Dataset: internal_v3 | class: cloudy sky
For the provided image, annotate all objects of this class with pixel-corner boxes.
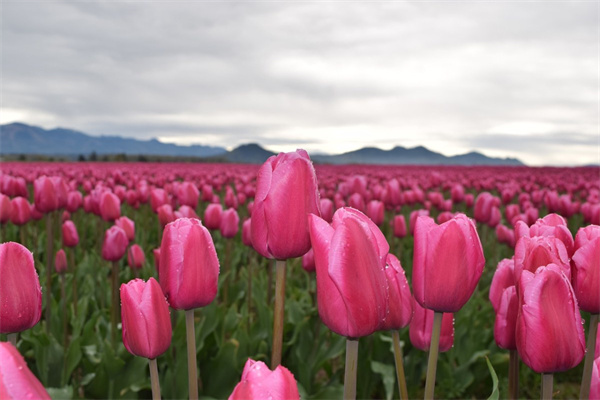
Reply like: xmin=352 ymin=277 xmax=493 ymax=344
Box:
xmin=2 ymin=1 xmax=597 ymax=165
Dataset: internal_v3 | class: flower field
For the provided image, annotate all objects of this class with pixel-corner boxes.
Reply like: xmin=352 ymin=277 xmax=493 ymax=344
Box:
xmin=0 ymin=159 xmax=598 ymax=399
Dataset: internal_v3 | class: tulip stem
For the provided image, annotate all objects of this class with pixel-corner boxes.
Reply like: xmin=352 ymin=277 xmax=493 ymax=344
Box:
xmin=7 ymin=333 xmax=17 ymax=347
xmin=247 ymin=257 xmax=253 ymax=327
xmin=424 ymin=311 xmax=443 ymax=400
xmin=509 ymin=349 xmax=519 ymax=400
xmin=45 ymin=212 xmax=54 ymax=333
xmin=149 ymin=358 xmax=161 ymax=400
xmin=541 ymin=373 xmax=553 ymax=399
xmin=271 ymin=259 xmax=287 ymax=369
xmin=20 ymin=227 xmax=26 ymax=247
xmin=61 ymin=274 xmax=68 ymax=349
xmin=392 ymin=331 xmax=409 ymax=400
xmin=343 ymin=338 xmax=359 ymax=400
xmin=267 ymin=259 xmax=273 ymax=305
xmin=185 ymin=309 xmax=199 ymax=400
xmin=111 ymin=261 xmax=120 ymax=346
xmin=69 ymin=248 xmax=78 ymax=317
xmin=580 ymin=313 xmax=599 ymax=399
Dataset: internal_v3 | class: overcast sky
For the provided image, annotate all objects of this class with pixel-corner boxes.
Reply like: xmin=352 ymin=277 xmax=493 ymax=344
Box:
xmin=2 ymin=1 xmax=598 ymax=166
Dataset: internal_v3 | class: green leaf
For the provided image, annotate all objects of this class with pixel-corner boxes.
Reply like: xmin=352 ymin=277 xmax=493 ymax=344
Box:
xmin=370 ymin=360 xmax=395 ymax=400
xmin=46 ymin=385 xmax=73 ymax=400
xmin=62 ymin=337 xmax=82 ymax=386
xmin=485 ymin=357 xmax=499 ymax=400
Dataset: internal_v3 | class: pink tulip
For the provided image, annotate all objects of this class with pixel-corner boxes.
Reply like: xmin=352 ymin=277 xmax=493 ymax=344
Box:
xmin=252 ymin=150 xmax=321 ymax=260
xmin=176 ymin=205 xmax=199 ymax=220
xmin=489 ymin=258 xmax=515 ymax=312
xmin=66 ymin=191 xmax=83 ymax=213
xmin=495 ymin=224 xmax=515 ymax=248
xmin=348 ymin=193 xmax=366 ymax=213
xmin=366 ymin=200 xmax=384 ymax=226
xmin=242 ymin=218 xmax=253 ymax=247
xmin=34 ymin=176 xmax=60 ymax=213
xmin=99 ymin=191 xmax=121 ymax=222
xmin=203 ymin=203 xmax=223 ymax=230
xmin=409 ymin=209 xmax=429 ymax=235
xmin=391 ymin=214 xmax=407 ymax=238
xmin=308 ymin=208 xmax=388 ymax=338
xmin=101 ymin=225 xmax=129 ymax=262
xmin=9 ymin=197 xmax=30 ymax=226
xmin=225 ymin=186 xmax=238 ymax=209
xmin=115 ymin=216 xmax=135 ymax=242
xmin=220 ymin=208 xmax=240 ymax=238
xmin=159 ymin=218 xmax=220 ymax=310
xmin=413 ymin=214 xmax=485 ymax=312
xmin=0 ymin=242 xmax=42 ymax=333
xmin=474 ymin=192 xmax=495 ymax=224
xmin=157 ymin=204 xmax=176 ymax=228
xmin=153 ymin=248 xmax=161 ymax=271
xmin=380 ymin=253 xmax=413 ymax=331
xmin=320 ymin=198 xmax=334 ymax=223
xmin=0 ymin=194 xmax=12 ymax=224
xmin=127 ymin=244 xmax=146 ymax=270
xmin=571 ymin=225 xmax=600 ymax=313
xmin=0 ymin=342 xmax=51 ymax=399
xmin=516 ymin=264 xmax=585 ymax=373
xmin=516 ymin=214 xmax=574 ymax=256
xmin=229 ymin=359 xmax=300 ymax=400
xmin=55 ymin=249 xmax=68 ymax=274
xmin=177 ymin=181 xmax=199 ymax=208
xmin=301 ymin=248 xmax=315 ymax=272
xmin=150 ymin=188 xmax=169 ymax=212
xmin=493 ymin=286 xmax=518 ymax=350
xmin=62 ymin=220 xmax=79 ymax=247
xmin=61 ymin=211 xmax=71 ymax=222
xmin=409 ymin=300 xmax=454 ymax=352
xmin=120 ymin=278 xmax=172 ymax=359
xmin=513 ymin=235 xmax=570 ymax=283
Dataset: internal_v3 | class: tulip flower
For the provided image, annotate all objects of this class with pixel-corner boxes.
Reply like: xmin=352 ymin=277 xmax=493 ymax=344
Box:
xmin=150 ymin=188 xmax=169 ymax=212
xmin=177 ymin=181 xmax=199 ymax=208
xmin=409 ymin=209 xmax=429 ymax=235
xmin=121 ymin=278 xmax=172 ymax=399
xmin=99 ymin=191 xmax=121 ymax=222
xmin=309 ymin=207 xmax=388 ymax=399
xmin=409 ymin=300 xmax=454 ymax=353
xmin=159 ymin=218 xmax=219 ymax=400
xmin=590 ymin=357 xmax=600 ymax=400
xmin=516 ymin=264 xmax=585 ymax=398
xmin=61 ymin=220 xmax=79 ymax=248
xmin=229 ymin=359 xmax=300 ymax=400
xmin=320 ymin=198 xmax=334 ymax=223
xmin=203 ymin=203 xmax=223 ymax=230
xmin=34 ymin=176 xmax=60 ymax=213
xmin=220 ymin=208 xmax=240 ymax=239
xmin=128 ymin=244 xmax=146 ymax=271
xmin=115 ymin=216 xmax=135 ymax=242
xmin=9 ymin=197 xmax=30 ymax=226
xmin=153 ymin=248 xmax=161 ymax=271
xmin=157 ymin=204 xmax=176 ymax=228
xmin=513 ymin=235 xmax=570 ymax=283
xmin=495 ymin=224 xmax=515 ymax=248
xmin=301 ymin=248 xmax=315 ymax=272
xmin=55 ymin=249 xmax=67 ymax=274
xmin=0 ymin=342 xmax=51 ymax=399
xmin=515 ymin=213 xmax=574 ymax=256
xmin=0 ymin=193 xmax=12 ymax=224
xmin=572 ymin=224 xmax=600 ymax=399
xmin=366 ymin=200 xmax=384 ymax=226
xmin=242 ymin=218 xmax=253 ymax=247
xmin=66 ymin=190 xmax=83 ymax=213
xmin=412 ymin=213 xmax=484 ymax=399
xmin=391 ymin=214 xmax=407 ymax=238
xmin=176 ymin=205 xmax=199 ymax=220
xmin=102 ymin=225 xmax=129 ymax=262
xmin=489 ymin=258 xmax=515 ymax=312
xmin=0 ymin=242 xmax=42 ymax=336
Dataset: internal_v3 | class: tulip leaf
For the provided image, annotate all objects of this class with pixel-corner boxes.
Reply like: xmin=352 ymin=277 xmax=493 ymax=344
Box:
xmin=62 ymin=337 xmax=82 ymax=387
xmin=46 ymin=385 xmax=73 ymax=400
xmin=485 ymin=357 xmax=499 ymax=400
xmin=370 ymin=360 xmax=395 ymax=400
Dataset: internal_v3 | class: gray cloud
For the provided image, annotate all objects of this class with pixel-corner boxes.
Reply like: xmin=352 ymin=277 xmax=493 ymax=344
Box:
xmin=2 ymin=1 xmax=597 ymax=165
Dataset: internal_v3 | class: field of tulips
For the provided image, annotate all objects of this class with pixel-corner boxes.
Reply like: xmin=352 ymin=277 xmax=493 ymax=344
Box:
xmin=0 ymin=155 xmax=598 ymax=400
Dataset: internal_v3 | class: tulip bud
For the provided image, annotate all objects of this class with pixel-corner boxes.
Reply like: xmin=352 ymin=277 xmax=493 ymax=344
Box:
xmin=120 ymin=278 xmax=172 ymax=359
xmin=572 ymin=225 xmax=600 ymax=313
xmin=34 ymin=176 xmax=60 ymax=213
xmin=66 ymin=191 xmax=83 ymax=213
xmin=489 ymin=258 xmax=515 ymax=312
xmin=177 ymin=181 xmax=199 ymax=208
xmin=409 ymin=209 xmax=429 ymax=235
xmin=391 ymin=214 xmax=407 ymax=238
xmin=150 ymin=188 xmax=169 ymax=212
xmin=366 ymin=200 xmax=384 ymax=226
xmin=100 ymin=191 xmax=121 ymax=222
xmin=0 ymin=194 xmax=12 ymax=224
xmin=55 ymin=249 xmax=68 ymax=274
xmin=409 ymin=300 xmax=454 ymax=352
xmin=308 ymin=208 xmax=388 ymax=338
xmin=127 ymin=244 xmax=146 ymax=270
xmin=0 ymin=242 xmax=42 ymax=333
xmin=493 ymin=285 xmax=518 ymax=350
xmin=203 ymin=203 xmax=223 ymax=230
xmin=301 ymin=248 xmax=315 ymax=272
xmin=9 ymin=197 xmax=30 ymax=226
xmin=177 ymin=205 xmax=199 ymax=220
xmin=242 ymin=218 xmax=253 ymax=247
xmin=380 ymin=253 xmax=413 ymax=331
xmin=229 ymin=359 xmax=300 ymax=400
xmin=157 ymin=204 xmax=176 ymax=228
xmin=413 ymin=214 xmax=485 ymax=312
xmin=495 ymin=224 xmax=515 ymax=248
xmin=516 ymin=264 xmax=585 ymax=373
xmin=115 ymin=216 xmax=135 ymax=242
xmin=62 ymin=220 xmax=79 ymax=247
xmin=319 ymin=198 xmax=334 ymax=223
xmin=220 ymin=208 xmax=240 ymax=238
xmin=101 ymin=225 xmax=129 ymax=262
xmin=252 ymin=150 xmax=321 ymax=260
xmin=0 ymin=342 xmax=51 ymax=399
xmin=159 ymin=218 xmax=220 ymax=310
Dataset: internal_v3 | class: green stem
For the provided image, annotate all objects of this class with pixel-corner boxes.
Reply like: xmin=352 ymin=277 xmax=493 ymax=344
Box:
xmin=424 ymin=311 xmax=443 ymax=400
xmin=270 ymin=259 xmax=287 ymax=369
xmin=392 ymin=331 xmax=409 ymax=400
xmin=149 ymin=358 xmax=161 ymax=400
xmin=185 ymin=309 xmax=198 ymax=400
xmin=541 ymin=373 xmax=553 ymax=400
xmin=267 ymin=259 xmax=273 ymax=305
xmin=7 ymin=333 xmax=17 ymax=347
xmin=111 ymin=261 xmax=120 ymax=346
xmin=45 ymin=213 xmax=54 ymax=333
xmin=509 ymin=349 xmax=519 ymax=400
xmin=69 ymin=248 xmax=78 ymax=317
xmin=343 ymin=338 xmax=359 ymax=400
xmin=247 ymin=255 xmax=253 ymax=327
xmin=580 ymin=313 xmax=599 ymax=399
xmin=61 ymin=274 xmax=68 ymax=349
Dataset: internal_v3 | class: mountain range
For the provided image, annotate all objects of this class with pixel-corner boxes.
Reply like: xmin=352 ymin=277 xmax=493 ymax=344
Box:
xmin=0 ymin=122 xmax=524 ymax=165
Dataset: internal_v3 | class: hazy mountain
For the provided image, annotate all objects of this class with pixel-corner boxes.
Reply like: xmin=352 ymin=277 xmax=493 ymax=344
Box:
xmin=0 ymin=122 xmax=227 ymax=157
xmin=0 ymin=122 xmax=524 ymax=165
